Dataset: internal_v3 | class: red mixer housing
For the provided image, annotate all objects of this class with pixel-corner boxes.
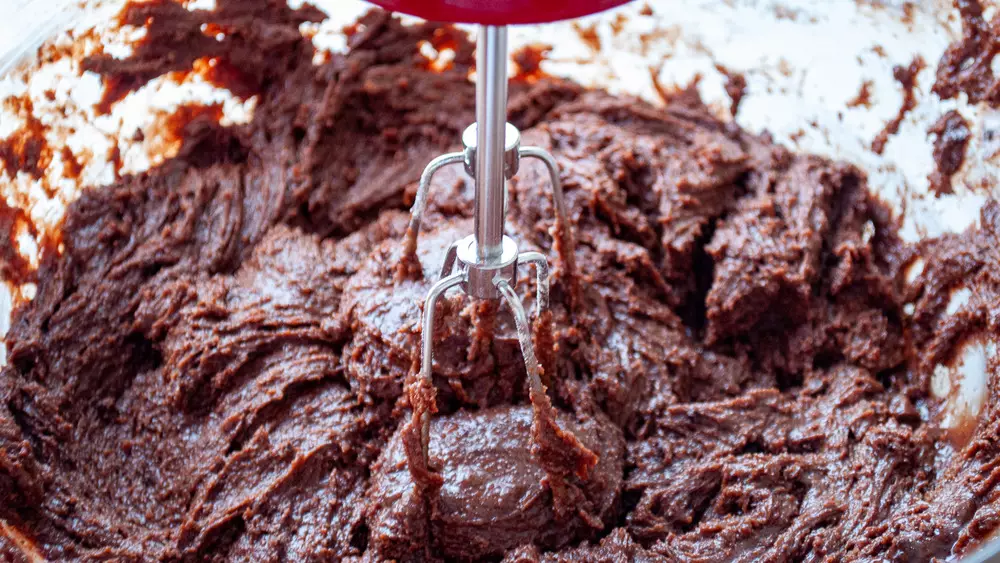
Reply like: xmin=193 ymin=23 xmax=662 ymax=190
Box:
xmin=364 ymin=0 xmax=632 ymax=25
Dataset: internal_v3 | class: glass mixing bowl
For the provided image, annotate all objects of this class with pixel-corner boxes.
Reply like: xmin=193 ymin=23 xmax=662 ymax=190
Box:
xmin=0 ymin=0 xmax=996 ymax=560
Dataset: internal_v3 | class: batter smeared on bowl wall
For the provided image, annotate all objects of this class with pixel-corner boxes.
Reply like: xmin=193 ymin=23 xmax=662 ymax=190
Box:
xmin=2 ymin=1 xmax=1000 ymax=561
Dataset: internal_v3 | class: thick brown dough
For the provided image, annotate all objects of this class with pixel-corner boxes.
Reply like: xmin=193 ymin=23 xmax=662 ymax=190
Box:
xmin=366 ymin=405 xmax=624 ymax=560
xmin=2 ymin=1 xmax=1000 ymax=562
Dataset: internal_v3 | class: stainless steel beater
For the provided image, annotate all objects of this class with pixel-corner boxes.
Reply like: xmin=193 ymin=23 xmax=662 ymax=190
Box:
xmin=365 ymin=0 xmax=629 ymax=470
xmin=399 ymin=25 xmax=572 ymax=457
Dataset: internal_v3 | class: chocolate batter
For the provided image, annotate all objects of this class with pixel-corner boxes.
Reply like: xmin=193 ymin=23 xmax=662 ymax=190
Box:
xmin=933 ymin=0 xmax=1000 ymax=106
xmin=872 ymin=56 xmax=925 ymax=155
xmin=846 ymin=80 xmax=874 ymax=108
xmin=0 ymin=200 xmax=36 ymax=287
xmin=1 ymin=1 xmax=1000 ymax=561
xmin=715 ymin=65 xmax=747 ymax=117
xmin=927 ymin=110 xmax=971 ymax=196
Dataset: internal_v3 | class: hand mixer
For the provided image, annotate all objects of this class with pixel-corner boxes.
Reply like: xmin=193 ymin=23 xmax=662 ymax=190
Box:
xmin=367 ymin=0 xmax=630 ymax=472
